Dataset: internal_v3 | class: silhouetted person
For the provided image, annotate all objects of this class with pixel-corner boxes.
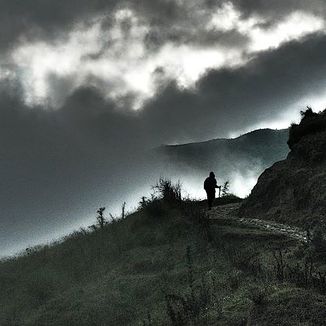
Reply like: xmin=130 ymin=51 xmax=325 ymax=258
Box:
xmin=204 ymin=172 xmax=219 ymax=209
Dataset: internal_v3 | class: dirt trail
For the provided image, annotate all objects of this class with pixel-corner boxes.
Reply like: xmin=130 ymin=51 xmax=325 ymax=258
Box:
xmin=207 ymin=203 xmax=308 ymax=243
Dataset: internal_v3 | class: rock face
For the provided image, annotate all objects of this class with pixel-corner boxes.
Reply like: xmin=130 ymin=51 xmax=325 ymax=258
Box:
xmin=240 ymin=110 xmax=326 ymax=227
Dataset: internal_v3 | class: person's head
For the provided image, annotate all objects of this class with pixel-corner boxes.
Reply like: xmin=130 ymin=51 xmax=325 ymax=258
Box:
xmin=209 ymin=171 xmax=215 ymax=178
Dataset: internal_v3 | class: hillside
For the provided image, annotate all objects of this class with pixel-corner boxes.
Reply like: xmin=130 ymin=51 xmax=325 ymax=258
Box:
xmin=1 ymin=182 xmax=326 ymax=325
xmin=240 ymin=109 xmax=326 ymax=228
xmin=158 ymin=128 xmax=289 ymax=177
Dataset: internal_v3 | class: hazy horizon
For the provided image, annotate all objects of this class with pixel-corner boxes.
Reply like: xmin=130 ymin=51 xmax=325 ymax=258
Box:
xmin=1 ymin=126 xmax=289 ymax=258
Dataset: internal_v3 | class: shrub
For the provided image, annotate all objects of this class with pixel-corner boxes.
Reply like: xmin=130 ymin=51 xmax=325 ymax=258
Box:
xmin=153 ymin=178 xmax=182 ymax=204
xmin=221 ymin=181 xmax=230 ymax=197
xmin=96 ymin=207 xmax=107 ymax=229
xmin=288 ymin=107 xmax=326 ymax=149
xmin=137 ymin=178 xmax=183 ymax=219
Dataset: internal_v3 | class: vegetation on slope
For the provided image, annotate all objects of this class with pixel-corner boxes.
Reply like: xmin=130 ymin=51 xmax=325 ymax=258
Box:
xmin=288 ymin=107 xmax=326 ymax=149
xmin=240 ymin=108 xmax=326 ymax=228
xmin=1 ymin=180 xmax=326 ymax=325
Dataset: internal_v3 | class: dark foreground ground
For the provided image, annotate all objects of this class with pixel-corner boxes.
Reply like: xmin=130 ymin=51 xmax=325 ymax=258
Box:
xmin=1 ymin=195 xmax=326 ymax=325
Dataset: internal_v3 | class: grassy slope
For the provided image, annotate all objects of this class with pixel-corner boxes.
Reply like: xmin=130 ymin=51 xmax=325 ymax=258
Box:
xmin=1 ymin=198 xmax=326 ymax=326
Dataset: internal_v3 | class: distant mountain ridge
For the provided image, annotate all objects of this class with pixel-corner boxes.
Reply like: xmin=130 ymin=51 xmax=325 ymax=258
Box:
xmin=157 ymin=128 xmax=289 ymax=192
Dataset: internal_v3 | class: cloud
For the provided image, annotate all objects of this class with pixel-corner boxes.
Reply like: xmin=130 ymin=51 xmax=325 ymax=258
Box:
xmin=9 ymin=12 xmax=246 ymax=108
xmin=234 ymin=0 xmax=326 ymax=22
xmin=5 ymin=1 xmax=324 ymax=111
xmin=0 ymin=0 xmax=118 ymax=52
xmin=0 ymin=0 xmax=324 ymax=56
xmin=140 ymin=32 xmax=326 ymax=141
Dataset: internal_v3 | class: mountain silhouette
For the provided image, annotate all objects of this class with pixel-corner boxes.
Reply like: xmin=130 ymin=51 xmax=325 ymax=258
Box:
xmin=157 ymin=128 xmax=289 ymax=194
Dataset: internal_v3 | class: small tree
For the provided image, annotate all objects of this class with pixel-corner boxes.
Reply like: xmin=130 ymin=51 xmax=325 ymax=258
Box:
xmin=121 ymin=202 xmax=126 ymax=219
xmin=222 ymin=181 xmax=230 ymax=197
xmin=139 ymin=196 xmax=148 ymax=210
xmin=96 ymin=207 xmax=106 ymax=229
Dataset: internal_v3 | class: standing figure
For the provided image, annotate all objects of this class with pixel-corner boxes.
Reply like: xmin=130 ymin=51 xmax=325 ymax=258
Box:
xmin=204 ymin=172 xmax=219 ymax=209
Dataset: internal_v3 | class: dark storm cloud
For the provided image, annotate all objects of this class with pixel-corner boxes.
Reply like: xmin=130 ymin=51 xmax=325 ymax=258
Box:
xmin=0 ymin=0 xmax=119 ymax=51
xmin=130 ymin=0 xmax=252 ymax=52
xmin=0 ymin=0 xmax=186 ymax=51
xmin=233 ymin=0 xmax=326 ymax=21
xmin=0 ymin=0 xmax=245 ymax=54
xmin=140 ymin=32 xmax=326 ymax=142
xmin=1 ymin=0 xmax=321 ymax=61
xmin=131 ymin=0 xmax=248 ymax=49
xmin=135 ymin=0 xmax=326 ymax=52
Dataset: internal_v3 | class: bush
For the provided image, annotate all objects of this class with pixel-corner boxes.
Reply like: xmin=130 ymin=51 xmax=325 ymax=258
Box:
xmin=288 ymin=107 xmax=326 ymax=149
xmin=221 ymin=181 xmax=230 ymax=197
xmin=153 ymin=178 xmax=182 ymax=203
xmin=137 ymin=178 xmax=183 ymax=219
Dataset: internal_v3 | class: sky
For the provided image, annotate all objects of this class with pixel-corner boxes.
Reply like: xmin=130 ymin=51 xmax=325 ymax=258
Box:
xmin=1 ymin=0 xmax=326 ymax=256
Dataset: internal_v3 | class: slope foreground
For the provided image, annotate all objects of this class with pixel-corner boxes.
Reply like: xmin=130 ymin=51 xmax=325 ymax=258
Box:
xmin=1 ymin=192 xmax=326 ymax=325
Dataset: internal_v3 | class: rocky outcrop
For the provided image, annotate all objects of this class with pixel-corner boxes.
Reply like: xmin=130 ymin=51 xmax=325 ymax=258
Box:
xmin=240 ymin=110 xmax=326 ymax=227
